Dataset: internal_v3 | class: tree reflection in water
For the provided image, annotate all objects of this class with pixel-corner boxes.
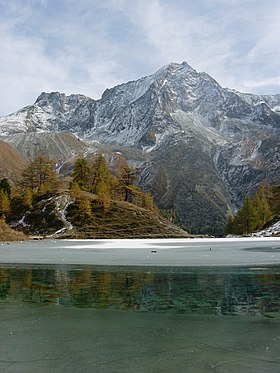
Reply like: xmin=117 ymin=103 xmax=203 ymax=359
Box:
xmin=0 ymin=265 xmax=279 ymax=317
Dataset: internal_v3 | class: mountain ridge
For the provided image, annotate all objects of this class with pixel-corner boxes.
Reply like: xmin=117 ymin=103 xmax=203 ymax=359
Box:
xmin=1 ymin=61 xmax=279 ymax=235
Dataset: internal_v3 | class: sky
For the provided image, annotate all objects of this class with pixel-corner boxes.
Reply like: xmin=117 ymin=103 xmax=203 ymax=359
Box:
xmin=1 ymin=0 xmax=280 ymax=116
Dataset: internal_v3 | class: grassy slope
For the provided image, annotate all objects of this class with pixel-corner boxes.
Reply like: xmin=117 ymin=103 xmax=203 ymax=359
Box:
xmin=0 ymin=220 xmax=27 ymax=241
xmin=64 ymin=199 xmax=191 ymax=239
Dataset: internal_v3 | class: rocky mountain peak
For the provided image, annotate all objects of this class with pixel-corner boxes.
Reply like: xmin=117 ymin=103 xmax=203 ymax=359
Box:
xmin=0 ymin=61 xmax=279 ymax=235
xmin=35 ymin=91 xmax=63 ymax=103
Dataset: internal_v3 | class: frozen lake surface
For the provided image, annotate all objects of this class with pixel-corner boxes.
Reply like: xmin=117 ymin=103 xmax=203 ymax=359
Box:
xmin=0 ymin=238 xmax=279 ymax=372
xmin=0 ymin=237 xmax=280 ymax=266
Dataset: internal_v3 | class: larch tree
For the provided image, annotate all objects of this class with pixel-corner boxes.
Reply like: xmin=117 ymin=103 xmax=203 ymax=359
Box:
xmin=21 ymin=155 xmax=59 ymax=195
xmin=70 ymin=182 xmax=93 ymax=220
xmin=0 ymin=178 xmax=11 ymax=198
xmin=117 ymin=162 xmax=139 ymax=203
xmin=0 ymin=190 xmax=10 ymax=219
xmin=238 ymin=195 xmax=257 ymax=234
xmin=227 ymin=194 xmax=258 ymax=235
xmin=253 ymin=186 xmax=272 ymax=228
xmin=91 ymin=155 xmax=111 ymax=209
xmin=72 ymin=158 xmax=90 ymax=190
xmin=141 ymin=192 xmax=156 ymax=211
xmin=23 ymin=189 xmax=33 ymax=208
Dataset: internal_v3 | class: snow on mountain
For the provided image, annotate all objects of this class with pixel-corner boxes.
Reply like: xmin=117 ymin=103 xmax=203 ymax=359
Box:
xmin=5 ymin=132 xmax=88 ymax=163
xmin=0 ymin=61 xmax=279 ymax=235
xmin=0 ymin=92 xmax=97 ymax=136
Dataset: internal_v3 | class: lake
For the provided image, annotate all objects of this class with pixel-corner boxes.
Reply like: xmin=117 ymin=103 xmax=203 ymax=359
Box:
xmin=0 ymin=239 xmax=280 ymax=372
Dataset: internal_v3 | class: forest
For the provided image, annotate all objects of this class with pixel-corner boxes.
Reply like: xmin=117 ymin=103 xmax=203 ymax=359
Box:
xmin=0 ymin=154 xmax=183 ymax=238
xmin=226 ymin=185 xmax=280 ymax=235
xmin=0 ymin=153 xmax=279 ymax=237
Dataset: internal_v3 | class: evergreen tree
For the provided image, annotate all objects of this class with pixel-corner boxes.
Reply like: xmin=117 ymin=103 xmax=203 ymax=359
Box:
xmin=69 ymin=182 xmax=93 ymax=222
xmin=0 ymin=190 xmax=10 ymax=219
xmin=237 ymin=195 xmax=257 ymax=234
xmin=23 ymin=189 xmax=33 ymax=208
xmin=253 ymin=186 xmax=272 ymax=228
xmin=110 ymin=175 xmax=120 ymax=200
xmin=70 ymin=182 xmax=82 ymax=200
xmin=118 ymin=162 xmax=139 ymax=203
xmin=226 ymin=185 xmax=275 ymax=236
xmin=70 ymin=182 xmax=92 ymax=216
xmin=72 ymin=158 xmax=90 ymax=190
xmin=227 ymin=195 xmax=257 ymax=235
xmin=225 ymin=215 xmax=235 ymax=235
xmin=77 ymin=196 xmax=92 ymax=217
xmin=142 ymin=192 xmax=156 ymax=211
xmin=91 ymin=155 xmax=111 ymax=209
xmin=21 ymin=155 xmax=59 ymax=194
xmin=0 ymin=178 xmax=11 ymax=197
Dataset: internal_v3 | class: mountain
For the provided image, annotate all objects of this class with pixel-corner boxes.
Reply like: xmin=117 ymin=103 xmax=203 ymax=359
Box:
xmin=5 ymin=132 xmax=88 ymax=163
xmin=1 ymin=61 xmax=280 ymax=235
xmin=0 ymin=139 xmax=25 ymax=182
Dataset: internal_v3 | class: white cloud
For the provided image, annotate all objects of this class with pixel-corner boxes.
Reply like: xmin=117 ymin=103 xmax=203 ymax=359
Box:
xmin=0 ymin=1 xmax=126 ymax=114
xmin=244 ymin=76 xmax=280 ymax=89
xmin=0 ymin=0 xmax=280 ymax=115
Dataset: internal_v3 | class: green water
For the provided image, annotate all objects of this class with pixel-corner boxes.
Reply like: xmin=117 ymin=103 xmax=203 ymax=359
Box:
xmin=0 ymin=265 xmax=279 ymax=372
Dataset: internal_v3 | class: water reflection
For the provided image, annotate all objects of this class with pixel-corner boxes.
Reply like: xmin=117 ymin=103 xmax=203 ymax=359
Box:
xmin=1 ymin=265 xmax=279 ymax=317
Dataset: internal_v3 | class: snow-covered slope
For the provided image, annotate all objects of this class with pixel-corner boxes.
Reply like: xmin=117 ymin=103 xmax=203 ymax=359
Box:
xmin=0 ymin=92 xmax=97 ymax=136
xmin=5 ymin=132 xmax=87 ymax=162
xmin=1 ymin=61 xmax=279 ymax=234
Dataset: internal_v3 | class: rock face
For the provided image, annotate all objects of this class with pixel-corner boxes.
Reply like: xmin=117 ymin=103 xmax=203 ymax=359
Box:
xmin=1 ymin=62 xmax=280 ymax=234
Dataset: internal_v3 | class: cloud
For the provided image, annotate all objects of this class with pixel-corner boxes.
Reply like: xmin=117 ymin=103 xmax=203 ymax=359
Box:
xmin=244 ymin=76 xmax=280 ymax=89
xmin=0 ymin=0 xmax=280 ymax=115
xmin=0 ymin=1 xmax=126 ymax=115
xmin=102 ymin=0 xmax=280 ymax=94
xmin=0 ymin=20 xmax=66 ymax=114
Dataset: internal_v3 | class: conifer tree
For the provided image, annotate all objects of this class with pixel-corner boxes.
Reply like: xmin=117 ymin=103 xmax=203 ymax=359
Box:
xmin=21 ymin=155 xmax=59 ymax=194
xmin=0 ymin=178 xmax=11 ymax=197
xmin=142 ymin=192 xmax=156 ymax=211
xmin=226 ymin=185 xmax=275 ymax=235
xmin=236 ymin=195 xmax=257 ymax=234
xmin=253 ymin=186 xmax=272 ymax=228
xmin=118 ymin=162 xmax=139 ymax=203
xmin=226 ymin=215 xmax=235 ymax=235
xmin=70 ymin=182 xmax=92 ymax=219
xmin=70 ymin=182 xmax=82 ymax=200
xmin=89 ymin=155 xmax=111 ymax=209
xmin=72 ymin=158 xmax=90 ymax=190
xmin=78 ymin=196 xmax=92 ymax=217
xmin=110 ymin=175 xmax=120 ymax=200
xmin=23 ymin=189 xmax=33 ymax=208
xmin=0 ymin=190 xmax=10 ymax=218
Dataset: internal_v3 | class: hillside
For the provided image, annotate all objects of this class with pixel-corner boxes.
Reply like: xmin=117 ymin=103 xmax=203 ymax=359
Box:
xmin=0 ymin=139 xmax=25 ymax=182
xmin=6 ymin=192 xmax=190 ymax=239
xmin=64 ymin=199 xmax=190 ymax=239
xmin=0 ymin=220 xmax=27 ymax=241
xmin=5 ymin=132 xmax=88 ymax=163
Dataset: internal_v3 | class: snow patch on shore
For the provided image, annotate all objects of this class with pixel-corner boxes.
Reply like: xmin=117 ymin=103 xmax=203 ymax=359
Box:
xmin=252 ymin=220 xmax=280 ymax=237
